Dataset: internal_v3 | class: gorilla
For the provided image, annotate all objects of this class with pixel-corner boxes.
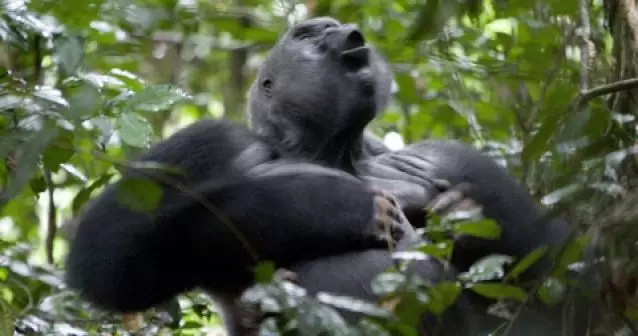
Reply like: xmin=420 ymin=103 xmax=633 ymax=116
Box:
xmin=65 ymin=118 xmax=475 ymax=335
xmin=246 ymin=16 xmax=602 ymax=335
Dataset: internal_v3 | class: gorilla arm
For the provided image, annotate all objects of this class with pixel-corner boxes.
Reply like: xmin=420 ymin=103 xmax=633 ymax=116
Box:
xmin=65 ymin=121 xmax=405 ymax=314
xmin=359 ymin=140 xmax=603 ymax=336
xmin=358 ymin=139 xmax=573 ymax=280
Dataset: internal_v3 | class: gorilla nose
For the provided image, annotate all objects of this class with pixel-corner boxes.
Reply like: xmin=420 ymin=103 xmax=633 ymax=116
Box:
xmin=332 ymin=26 xmax=370 ymax=70
xmin=344 ymin=30 xmax=365 ymax=50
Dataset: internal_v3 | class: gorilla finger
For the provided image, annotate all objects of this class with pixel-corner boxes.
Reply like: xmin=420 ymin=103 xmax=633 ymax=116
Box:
xmin=432 ymin=178 xmax=452 ymax=192
xmin=428 ymin=189 xmax=465 ymax=215
xmin=449 ymin=198 xmax=479 ymax=213
xmin=273 ymin=268 xmax=299 ymax=284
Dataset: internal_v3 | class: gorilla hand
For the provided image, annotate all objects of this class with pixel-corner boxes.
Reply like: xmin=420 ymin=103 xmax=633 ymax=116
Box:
xmin=372 ymin=188 xmax=408 ymax=247
xmin=428 ymin=180 xmax=480 ymax=218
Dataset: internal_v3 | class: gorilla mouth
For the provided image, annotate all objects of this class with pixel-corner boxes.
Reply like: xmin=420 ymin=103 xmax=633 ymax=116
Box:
xmin=341 ymin=46 xmax=370 ymax=70
xmin=339 ymin=28 xmax=370 ymax=70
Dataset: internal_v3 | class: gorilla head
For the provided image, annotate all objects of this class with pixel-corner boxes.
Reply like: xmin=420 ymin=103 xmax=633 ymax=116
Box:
xmin=247 ymin=17 xmax=394 ymax=168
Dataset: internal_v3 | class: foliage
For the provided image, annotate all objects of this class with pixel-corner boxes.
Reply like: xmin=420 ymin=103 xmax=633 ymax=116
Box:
xmin=1 ymin=0 xmax=638 ymax=334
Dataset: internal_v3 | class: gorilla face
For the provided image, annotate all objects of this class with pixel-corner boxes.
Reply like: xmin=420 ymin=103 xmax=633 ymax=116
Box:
xmin=247 ymin=17 xmax=394 ymax=152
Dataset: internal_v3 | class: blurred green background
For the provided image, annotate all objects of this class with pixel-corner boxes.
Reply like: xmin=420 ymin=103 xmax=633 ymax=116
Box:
xmin=3 ymin=0 xmax=638 ymax=334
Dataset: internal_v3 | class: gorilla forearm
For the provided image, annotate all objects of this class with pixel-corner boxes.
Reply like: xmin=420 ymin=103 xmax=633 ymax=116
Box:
xmin=364 ymin=140 xmax=573 ymax=276
xmin=65 ymin=119 xmax=403 ymax=313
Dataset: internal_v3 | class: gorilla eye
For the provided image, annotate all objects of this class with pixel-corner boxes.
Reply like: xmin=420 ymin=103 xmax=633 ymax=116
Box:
xmin=293 ymin=30 xmax=312 ymax=40
xmin=262 ymin=79 xmax=272 ymax=90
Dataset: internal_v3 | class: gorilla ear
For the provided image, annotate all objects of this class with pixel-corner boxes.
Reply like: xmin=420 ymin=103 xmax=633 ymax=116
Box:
xmin=261 ymin=78 xmax=273 ymax=96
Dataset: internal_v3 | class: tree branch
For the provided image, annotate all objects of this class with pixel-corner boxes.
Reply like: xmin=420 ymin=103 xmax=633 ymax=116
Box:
xmin=576 ymin=77 xmax=638 ymax=108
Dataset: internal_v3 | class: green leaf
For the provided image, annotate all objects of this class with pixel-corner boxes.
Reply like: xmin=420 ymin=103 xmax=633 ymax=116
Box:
xmin=253 ymin=261 xmax=277 ymax=284
xmin=64 ymin=82 xmax=102 ymax=120
xmin=116 ymin=112 xmax=153 ymax=148
xmin=0 ymin=297 xmax=14 ymax=336
xmin=537 ymin=277 xmax=566 ymax=305
xmin=33 ymin=87 xmax=69 ymax=108
xmin=295 ymin=300 xmax=350 ymax=335
xmin=116 ymin=177 xmax=163 ymax=214
xmin=71 ymin=173 xmax=114 ymax=215
xmin=28 ymin=175 xmax=46 ymax=194
xmin=56 ymin=35 xmax=84 ymax=76
xmin=316 ymin=292 xmax=391 ymax=318
xmin=109 ymin=69 xmax=146 ymax=92
xmin=42 ymin=130 xmax=75 ymax=171
xmin=521 ymin=109 xmax=566 ymax=164
xmin=453 ymin=219 xmax=501 ymax=239
xmin=553 ymin=235 xmax=590 ymax=277
xmin=416 ymin=241 xmax=453 ymax=259
xmin=459 ymin=254 xmax=514 ymax=283
xmin=0 ymin=129 xmax=58 ymax=203
xmin=371 ymin=273 xmax=407 ymax=296
xmin=426 ymin=282 xmax=463 ymax=316
xmin=123 ymin=84 xmax=192 ymax=113
xmin=507 ymin=247 xmax=548 ymax=280
xmin=467 ymin=283 xmax=528 ymax=302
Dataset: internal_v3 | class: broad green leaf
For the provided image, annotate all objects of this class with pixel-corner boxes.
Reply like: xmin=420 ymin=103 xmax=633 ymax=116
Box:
xmin=0 ymin=297 xmax=13 ymax=336
xmin=537 ymin=277 xmax=567 ymax=305
xmin=453 ymin=219 xmax=501 ymax=239
xmin=109 ymin=69 xmax=146 ymax=92
xmin=253 ymin=262 xmax=277 ymax=284
xmin=116 ymin=177 xmax=163 ymax=214
xmin=56 ymin=35 xmax=84 ymax=76
xmin=552 ymin=235 xmax=590 ymax=277
xmin=64 ymin=82 xmax=102 ymax=120
xmin=426 ymin=282 xmax=462 ymax=316
xmin=116 ymin=112 xmax=153 ymax=148
xmin=33 ymin=87 xmax=69 ymax=108
xmin=28 ymin=175 xmax=46 ymax=194
xmin=123 ymin=84 xmax=191 ymax=113
xmin=416 ymin=241 xmax=453 ymax=259
xmin=468 ymin=283 xmax=528 ymax=302
xmin=507 ymin=246 xmax=548 ymax=280
xmin=295 ymin=300 xmax=351 ymax=335
xmin=42 ymin=130 xmax=75 ymax=170
xmin=71 ymin=173 xmax=114 ymax=215
xmin=317 ymin=292 xmax=391 ymax=318
xmin=459 ymin=254 xmax=514 ymax=283
xmin=371 ymin=273 xmax=407 ymax=296
xmin=0 ymin=128 xmax=58 ymax=203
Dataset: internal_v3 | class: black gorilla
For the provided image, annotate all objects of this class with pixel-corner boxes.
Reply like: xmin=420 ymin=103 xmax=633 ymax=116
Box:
xmin=65 ymin=118 xmax=474 ymax=335
xmin=247 ymin=17 xmax=601 ymax=335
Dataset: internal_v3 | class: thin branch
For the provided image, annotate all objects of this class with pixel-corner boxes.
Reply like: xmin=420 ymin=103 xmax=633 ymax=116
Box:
xmin=43 ymin=167 xmax=56 ymax=265
xmin=576 ymin=77 xmax=638 ymax=109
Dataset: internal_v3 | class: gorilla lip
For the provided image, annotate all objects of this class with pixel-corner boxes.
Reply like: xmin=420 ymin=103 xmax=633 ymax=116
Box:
xmin=341 ymin=46 xmax=369 ymax=58
xmin=340 ymin=46 xmax=370 ymax=69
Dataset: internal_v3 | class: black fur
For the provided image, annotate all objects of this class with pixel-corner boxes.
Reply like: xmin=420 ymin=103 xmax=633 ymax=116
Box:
xmin=65 ymin=118 xmax=473 ymax=335
xmin=247 ymin=17 xmax=600 ymax=335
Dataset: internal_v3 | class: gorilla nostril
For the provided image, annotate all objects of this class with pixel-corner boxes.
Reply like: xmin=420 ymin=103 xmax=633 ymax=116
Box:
xmin=344 ymin=30 xmax=365 ymax=51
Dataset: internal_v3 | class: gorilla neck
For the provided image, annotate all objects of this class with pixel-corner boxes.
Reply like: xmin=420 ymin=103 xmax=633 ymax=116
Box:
xmin=266 ymin=122 xmax=367 ymax=174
